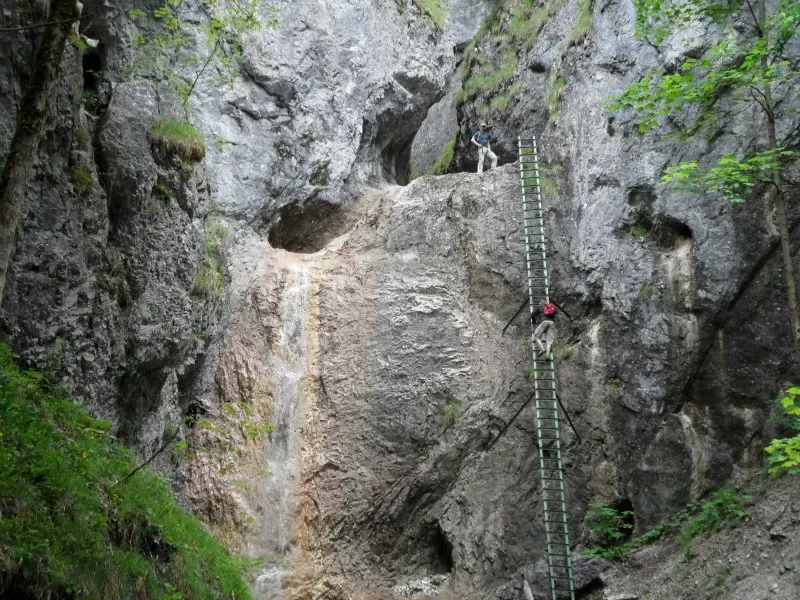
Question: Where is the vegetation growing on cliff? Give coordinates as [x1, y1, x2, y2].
[150, 118, 206, 162]
[585, 487, 750, 559]
[129, 0, 278, 104]
[428, 131, 459, 175]
[765, 385, 800, 474]
[456, 0, 568, 107]
[0, 343, 250, 599]
[193, 210, 227, 299]
[610, 0, 800, 349]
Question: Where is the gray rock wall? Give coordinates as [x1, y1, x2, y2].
[2, 0, 799, 598]
[449, 0, 800, 533]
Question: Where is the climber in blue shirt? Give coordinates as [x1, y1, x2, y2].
[471, 122, 498, 174]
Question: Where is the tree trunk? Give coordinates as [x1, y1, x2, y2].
[0, 0, 78, 302]
[758, 0, 800, 350]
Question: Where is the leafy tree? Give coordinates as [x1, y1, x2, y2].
[765, 385, 800, 474]
[610, 0, 800, 349]
[129, 0, 279, 105]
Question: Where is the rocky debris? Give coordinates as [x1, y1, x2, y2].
[496, 556, 610, 599]
[392, 574, 449, 597]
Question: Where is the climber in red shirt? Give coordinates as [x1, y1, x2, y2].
[531, 299, 557, 358]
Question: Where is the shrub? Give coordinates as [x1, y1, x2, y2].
[0, 343, 250, 599]
[765, 386, 800, 474]
[585, 503, 633, 545]
[583, 487, 750, 560]
[677, 487, 748, 551]
[435, 388, 459, 431]
[150, 118, 206, 162]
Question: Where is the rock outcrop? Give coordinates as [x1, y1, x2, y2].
[2, 0, 800, 598]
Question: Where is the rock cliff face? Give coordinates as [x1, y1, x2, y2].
[448, 0, 800, 534]
[2, 0, 800, 598]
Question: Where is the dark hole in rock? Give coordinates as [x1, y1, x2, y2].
[529, 62, 547, 73]
[429, 523, 454, 573]
[382, 135, 414, 186]
[611, 497, 635, 541]
[654, 217, 693, 249]
[81, 44, 110, 115]
[267, 200, 356, 253]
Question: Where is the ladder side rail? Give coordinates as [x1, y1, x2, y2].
[518, 135, 575, 600]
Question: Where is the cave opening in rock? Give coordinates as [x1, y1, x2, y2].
[382, 135, 414, 186]
[611, 497, 635, 541]
[267, 199, 357, 253]
[654, 217, 693, 250]
[81, 43, 107, 115]
[429, 523, 454, 573]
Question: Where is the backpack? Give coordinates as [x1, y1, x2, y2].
[543, 302, 557, 316]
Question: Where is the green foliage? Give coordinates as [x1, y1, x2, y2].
[435, 388, 459, 431]
[428, 132, 458, 175]
[74, 127, 92, 146]
[456, 0, 566, 106]
[0, 343, 250, 599]
[584, 487, 749, 560]
[567, 0, 594, 47]
[547, 74, 566, 121]
[193, 211, 227, 299]
[411, 0, 448, 29]
[609, 0, 800, 202]
[765, 386, 800, 474]
[68, 166, 93, 196]
[677, 487, 748, 550]
[151, 118, 206, 163]
[585, 503, 633, 545]
[637, 283, 654, 302]
[662, 149, 798, 203]
[71, 36, 89, 54]
[155, 183, 176, 202]
[609, 377, 621, 394]
[552, 342, 575, 360]
[128, 0, 277, 103]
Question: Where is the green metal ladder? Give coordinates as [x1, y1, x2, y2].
[518, 135, 575, 600]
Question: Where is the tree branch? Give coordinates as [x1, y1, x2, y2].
[117, 426, 182, 485]
[748, 85, 771, 115]
[0, 14, 89, 33]
[743, 0, 762, 35]
[182, 42, 219, 107]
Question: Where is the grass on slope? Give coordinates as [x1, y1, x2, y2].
[0, 343, 250, 599]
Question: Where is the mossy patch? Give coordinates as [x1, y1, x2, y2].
[428, 131, 458, 175]
[411, 0, 448, 29]
[69, 166, 93, 195]
[150, 118, 206, 163]
[567, 0, 594, 47]
[0, 343, 250, 599]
